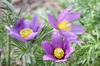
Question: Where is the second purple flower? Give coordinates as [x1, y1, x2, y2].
[48, 5, 86, 42]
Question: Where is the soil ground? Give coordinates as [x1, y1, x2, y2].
[0, 0, 62, 17]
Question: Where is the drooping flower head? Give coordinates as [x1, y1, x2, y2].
[5, 14, 43, 42]
[48, 5, 86, 42]
[42, 32, 74, 62]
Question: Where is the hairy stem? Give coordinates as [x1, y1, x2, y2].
[55, 62, 66, 66]
[7, 35, 10, 66]
[0, 52, 1, 66]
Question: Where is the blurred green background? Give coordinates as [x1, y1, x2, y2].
[0, 0, 100, 66]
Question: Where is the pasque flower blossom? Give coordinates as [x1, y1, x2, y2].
[5, 14, 43, 42]
[42, 32, 74, 62]
[0, 48, 2, 52]
[48, 5, 86, 42]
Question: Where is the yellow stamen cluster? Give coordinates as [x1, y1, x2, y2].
[54, 47, 64, 59]
[20, 28, 33, 38]
[57, 20, 71, 31]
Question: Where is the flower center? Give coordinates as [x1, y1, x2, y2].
[54, 47, 64, 59]
[20, 28, 33, 38]
[57, 20, 71, 31]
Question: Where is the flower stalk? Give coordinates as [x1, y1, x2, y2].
[0, 52, 1, 66]
[25, 42, 28, 50]
[55, 63, 66, 66]
[22, 54, 26, 66]
[7, 34, 11, 66]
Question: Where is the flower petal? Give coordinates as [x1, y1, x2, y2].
[43, 54, 56, 61]
[52, 32, 63, 49]
[24, 20, 31, 28]
[48, 13, 57, 29]
[65, 47, 74, 58]
[37, 21, 44, 32]
[59, 30, 77, 40]
[25, 32, 38, 41]
[14, 18, 25, 32]
[0, 48, 2, 52]
[71, 24, 86, 34]
[31, 14, 39, 32]
[5, 26, 18, 33]
[42, 41, 54, 54]
[70, 39, 83, 43]
[59, 12, 81, 22]
[55, 59, 67, 62]
[64, 39, 74, 58]
[9, 32, 26, 42]
[58, 5, 72, 22]
[63, 38, 71, 50]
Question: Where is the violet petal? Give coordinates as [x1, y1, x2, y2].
[5, 26, 18, 33]
[59, 12, 81, 22]
[0, 48, 2, 52]
[43, 54, 56, 61]
[55, 59, 67, 62]
[14, 18, 25, 32]
[52, 32, 63, 49]
[25, 32, 38, 41]
[24, 20, 31, 28]
[37, 21, 44, 32]
[71, 24, 86, 34]
[64, 39, 74, 58]
[59, 30, 77, 39]
[48, 13, 57, 29]
[31, 14, 39, 32]
[9, 32, 26, 42]
[42, 41, 54, 54]
[58, 5, 72, 22]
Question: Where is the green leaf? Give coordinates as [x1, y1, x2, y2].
[18, 4, 29, 18]
[1, 0, 17, 16]
[7, 0, 12, 3]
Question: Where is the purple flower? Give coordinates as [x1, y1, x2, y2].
[5, 14, 43, 42]
[42, 32, 74, 62]
[48, 5, 86, 42]
[0, 48, 2, 52]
